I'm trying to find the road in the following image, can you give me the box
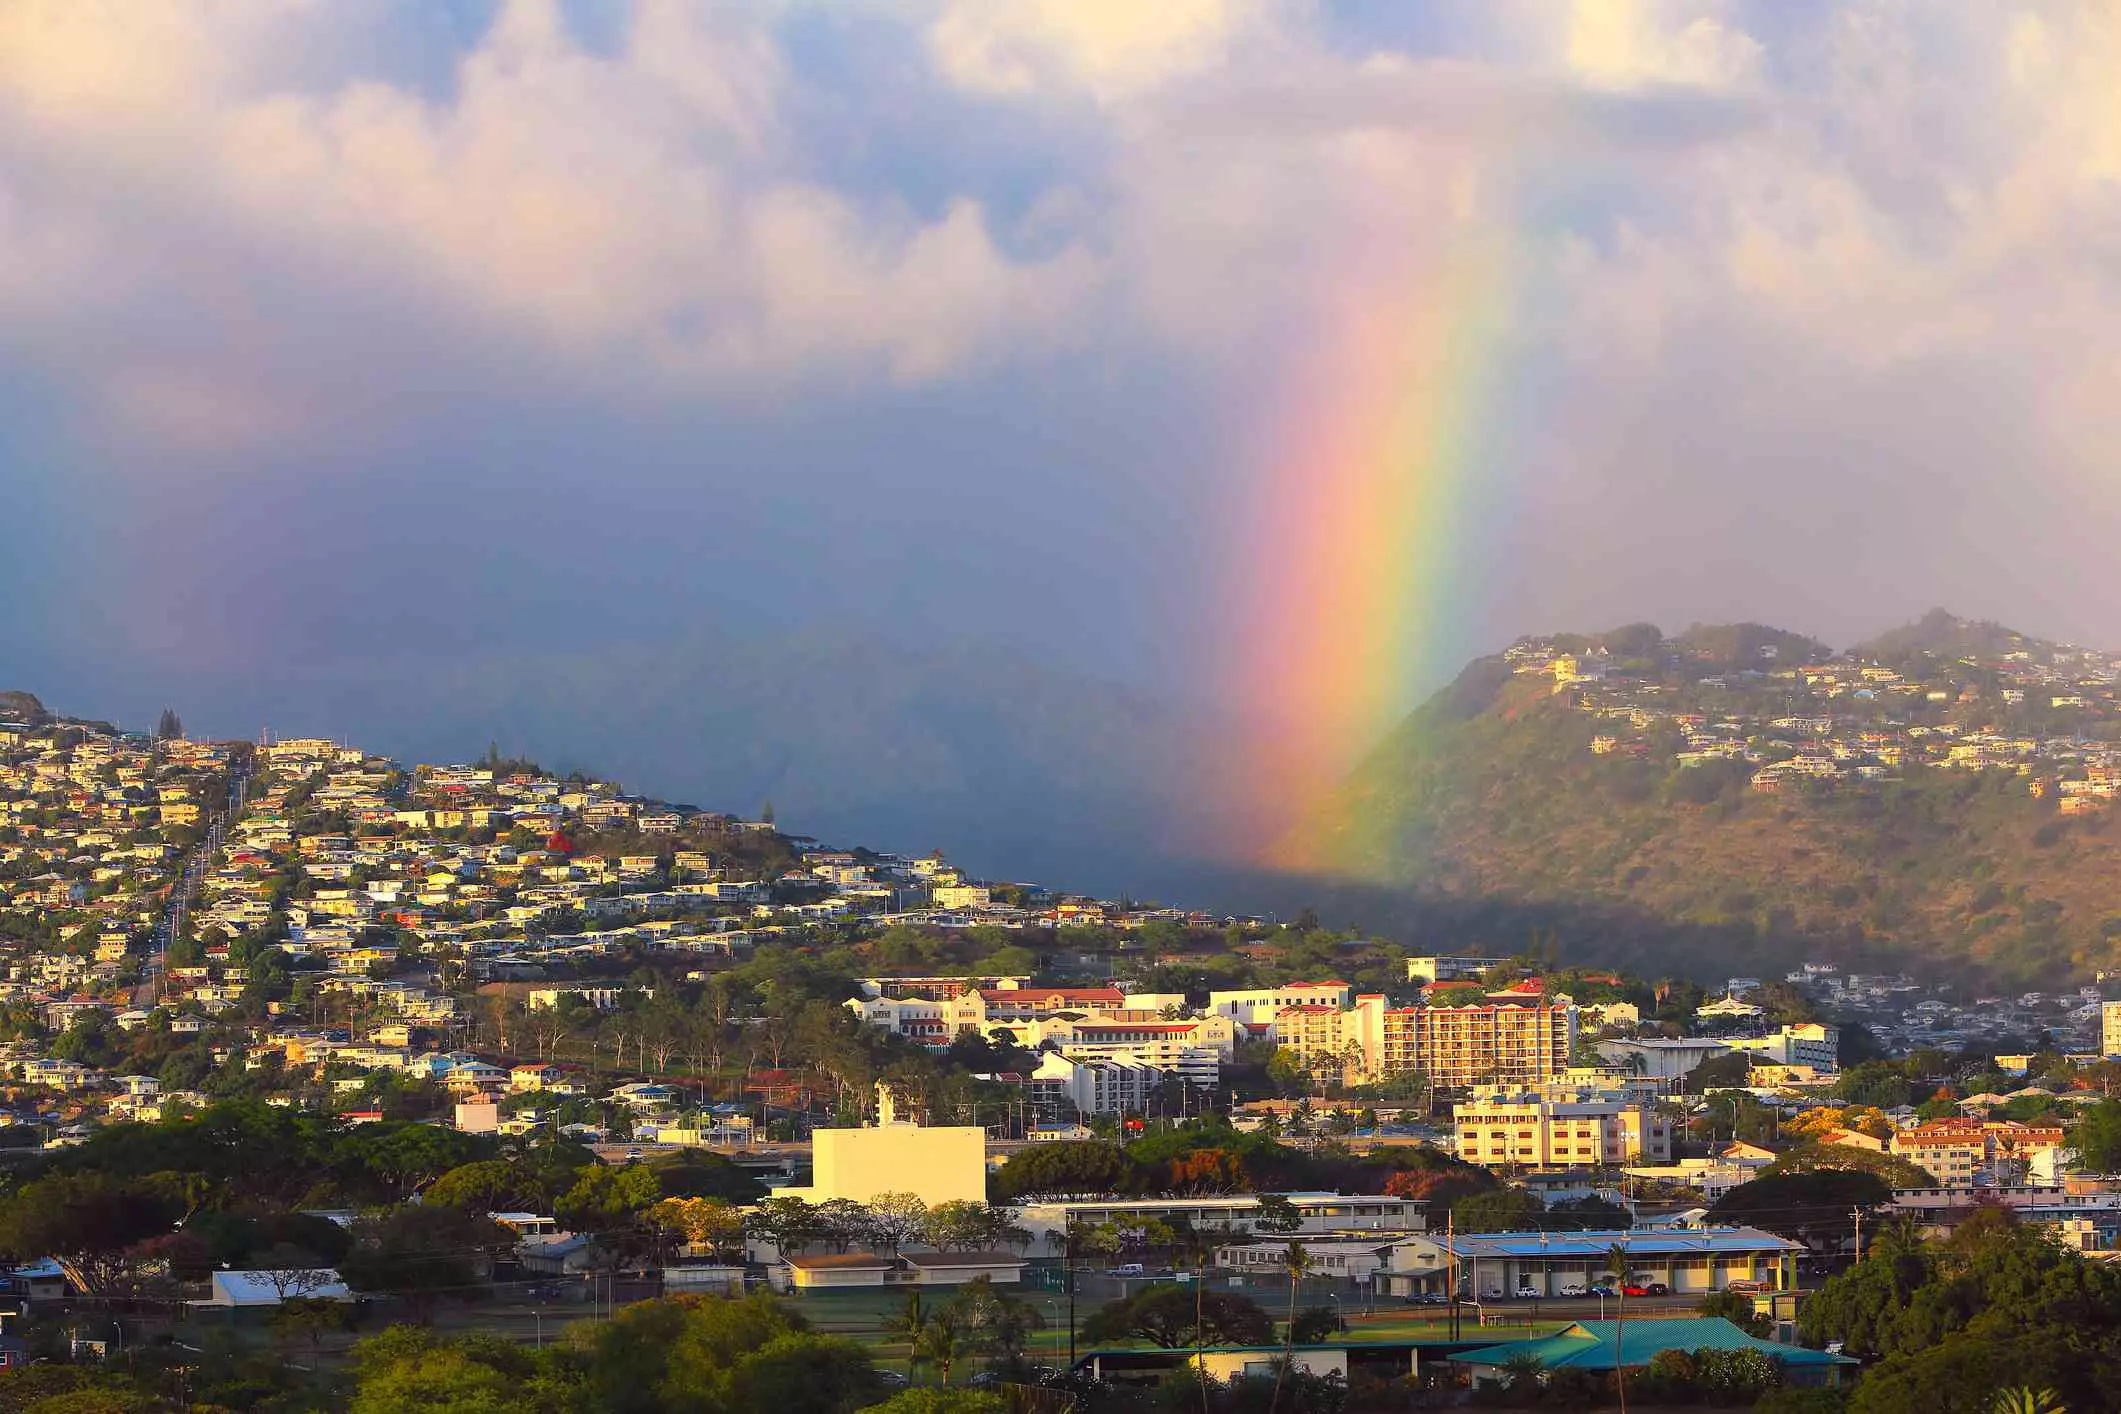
[135,766,247,1010]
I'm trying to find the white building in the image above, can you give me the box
[1207,983,1353,1026]
[1720,1024,1839,1071]
[1028,1051,1164,1116]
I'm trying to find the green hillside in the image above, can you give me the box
[1275,617,2121,987]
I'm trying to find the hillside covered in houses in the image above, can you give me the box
[1278,612,2121,987]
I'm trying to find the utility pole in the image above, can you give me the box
[1446,1209,1458,1341]
[1850,1207,1863,1264]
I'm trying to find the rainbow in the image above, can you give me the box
[1221,225,1527,866]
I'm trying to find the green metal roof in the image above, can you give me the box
[1452,1318,1856,1371]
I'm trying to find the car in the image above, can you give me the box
[1621,1284,1650,1297]
[1558,1282,1589,1298]
[1643,1282,1670,1297]
[1514,1285,1540,1300]
[1408,1291,1447,1306]
[1725,1278,1771,1293]
[1588,1283,1617,1298]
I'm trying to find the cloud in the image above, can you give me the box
[1565,0,1763,91]
[926,0,1254,101]
[9,0,2121,706]
[0,0,1104,450]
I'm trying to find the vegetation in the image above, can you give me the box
[1275,617,2121,984]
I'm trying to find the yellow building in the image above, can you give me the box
[779,1123,988,1209]
[1452,1087,1672,1169]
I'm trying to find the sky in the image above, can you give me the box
[5,0,2121,887]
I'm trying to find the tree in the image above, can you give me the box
[576,1291,879,1414]
[2071,1099,2121,1173]
[745,1196,826,1254]
[864,1192,930,1255]
[1268,1242,1312,1414]
[1451,1187,1546,1233]
[1251,1194,1302,1233]
[1080,1284,1272,1348]
[923,1201,1016,1253]
[1288,1307,1339,1344]
[856,1392,1006,1414]
[154,709,184,742]
[649,1198,745,1259]
[340,1207,512,1322]
[0,1172,182,1301]
[1712,1168,1891,1250]
[990,1142,1140,1201]
[1698,1288,1771,1336]
[555,1163,661,1234]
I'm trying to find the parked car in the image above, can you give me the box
[1408,1291,1448,1306]
[1620,1284,1650,1297]
[1558,1282,1590,1298]
[1515,1284,1540,1300]
[1588,1283,1617,1298]
[1643,1282,1670,1297]
[1725,1278,1771,1293]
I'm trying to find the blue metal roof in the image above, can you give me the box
[1442,1226,1798,1258]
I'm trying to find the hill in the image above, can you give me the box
[1271,614,2121,987]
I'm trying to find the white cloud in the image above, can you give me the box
[0,0,1103,447]
[1564,0,1763,90]
[927,0,1254,101]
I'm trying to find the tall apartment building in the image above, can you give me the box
[2104,1001,2121,1058]
[1028,1052,1165,1116]
[1348,995,1577,1089]
[1452,1086,1673,1169]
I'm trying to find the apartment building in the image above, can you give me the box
[1348,995,1577,1088]
[1891,1118,2069,1188]
[1028,1051,1164,1116]
[2103,1000,2121,1058]
[1452,1086,1673,1169]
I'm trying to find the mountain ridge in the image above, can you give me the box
[1272,611,2121,987]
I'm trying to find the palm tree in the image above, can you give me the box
[1603,1242,1631,1414]
[1989,1391,2066,1414]
[886,1290,927,1382]
[1268,1240,1313,1414]
[913,1310,966,1388]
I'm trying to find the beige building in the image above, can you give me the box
[776,1122,988,1209]
[2104,1001,2121,1058]
[1452,1087,1673,1169]
[1350,996,1577,1089]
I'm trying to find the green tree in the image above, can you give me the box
[2070,1099,2121,1173]
[1451,1187,1546,1232]
[1697,1287,1771,1336]
[989,1142,1140,1201]
[339,1207,512,1321]
[1711,1168,1890,1250]
[1079,1284,1272,1348]
[0,1172,182,1301]
[856,1392,1006,1414]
